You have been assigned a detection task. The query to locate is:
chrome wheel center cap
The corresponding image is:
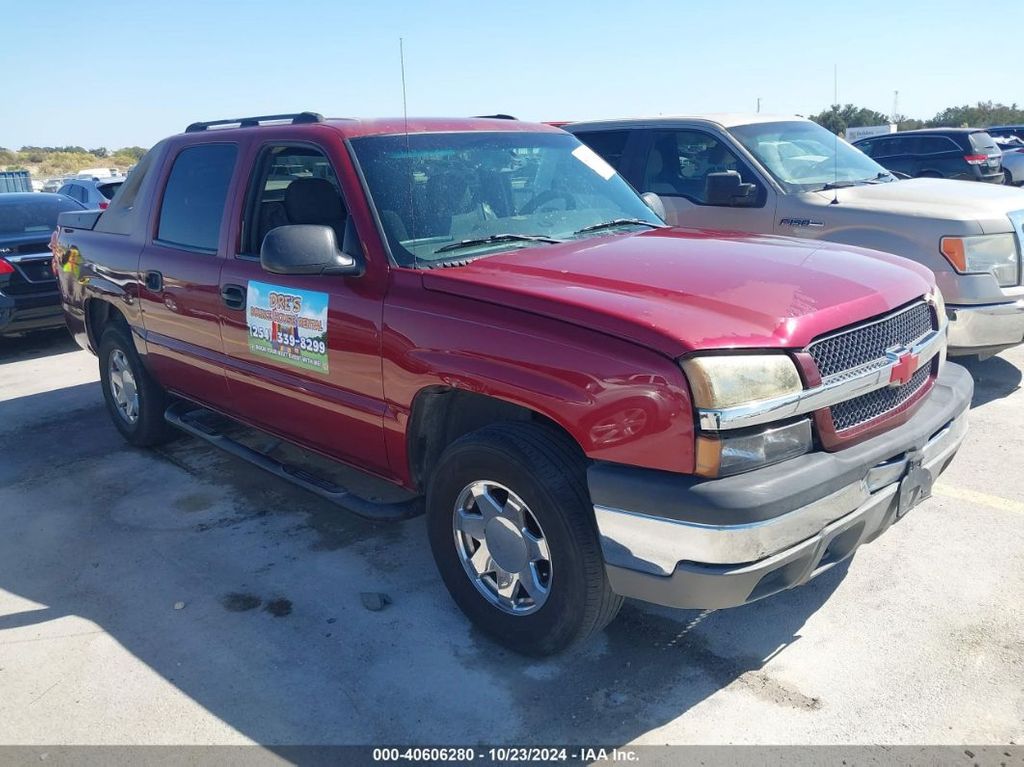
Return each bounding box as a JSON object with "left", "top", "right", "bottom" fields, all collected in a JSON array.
[
  {"left": 485, "top": 516, "right": 528, "bottom": 574},
  {"left": 452, "top": 480, "right": 553, "bottom": 615}
]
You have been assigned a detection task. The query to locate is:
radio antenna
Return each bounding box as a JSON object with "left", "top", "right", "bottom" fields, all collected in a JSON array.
[
  {"left": 399, "top": 37, "right": 421, "bottom": 268},
  {"left": 831, "top": 63, "right": 840, "bottom": 205},
  {"left": 400, "top": 37, "right": 409, "bottom": 134}
]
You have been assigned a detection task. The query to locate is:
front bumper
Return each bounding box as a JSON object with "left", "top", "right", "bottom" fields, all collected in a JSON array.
[
  {"left": 946, "top": 299, "right": 1024, "bottom": 357},
  {"left": 0, "top": 290, "right": 65, "bottom": 336},
  {"left": 589, "top": 363, "right": 973, "bottom": 610}
]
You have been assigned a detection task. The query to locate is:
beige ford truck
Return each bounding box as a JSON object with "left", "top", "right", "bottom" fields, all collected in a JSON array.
[{"left": 567, "top": 115, "right": 1024, "bottom": 358}]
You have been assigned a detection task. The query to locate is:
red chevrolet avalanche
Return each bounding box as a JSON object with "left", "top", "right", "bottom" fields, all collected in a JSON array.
[{"left": 53, "top": 113, "right": 971, "bottom": 655}]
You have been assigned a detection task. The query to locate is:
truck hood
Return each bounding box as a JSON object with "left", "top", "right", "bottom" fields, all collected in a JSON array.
[
  {"left": 420, "top": 228, "right": 933, "bottom": 358},
  {"left": 813, "top": 178, "right": 1024, "bottom": 224}
]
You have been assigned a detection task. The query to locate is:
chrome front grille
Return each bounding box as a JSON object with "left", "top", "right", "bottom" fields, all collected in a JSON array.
[
  {"left": 808, "top": 301, "right": 935, "bottom": 432},
  {"left": 809, "top": 301, "right": 933, "bottom": 379},
  {"left": 829, "top": 364, "right": 931, "bottom": 431}
]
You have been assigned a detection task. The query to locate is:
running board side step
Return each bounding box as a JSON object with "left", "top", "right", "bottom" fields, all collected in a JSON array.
[{"left": 164, "top": 401, "right": 423, "bottom": 522}]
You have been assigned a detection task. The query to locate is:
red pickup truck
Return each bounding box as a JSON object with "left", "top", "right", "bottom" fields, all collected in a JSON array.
[{"left": 53, "top": 112, "right": 972, "bottom": 655}]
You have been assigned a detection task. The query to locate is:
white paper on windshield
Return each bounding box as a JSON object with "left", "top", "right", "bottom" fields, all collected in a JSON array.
[{"left": 572, "top": 144, "right": 616, "bottom": 180}]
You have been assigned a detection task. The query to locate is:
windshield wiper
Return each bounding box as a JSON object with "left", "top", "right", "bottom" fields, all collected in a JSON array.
[
  {"left": 433, "top": 233, "right": 562, "bottom": 255},
  {"left": 818, "top": 172, "right": 894, "bottom": 192},
  {"left": 573, "top": 218, "right": 664, "bottom": 236},
  {"left": 816, "top": 180, "right": 858, "bottom": 192}
]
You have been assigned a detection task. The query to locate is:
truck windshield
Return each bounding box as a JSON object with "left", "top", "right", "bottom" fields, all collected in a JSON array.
[
  {"left": 350, "top": 131, "right": 662, "bottom": 267},
  {"left": 728, "top": 120, "right": 894, "bottom": 193}
]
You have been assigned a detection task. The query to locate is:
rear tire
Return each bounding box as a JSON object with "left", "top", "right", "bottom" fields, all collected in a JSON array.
[
  {"left": 426, "top": 421, "right": 622, "bottom": 656},
  {"left": 98, "top": 324, "right": 173, "bottom": 446}
]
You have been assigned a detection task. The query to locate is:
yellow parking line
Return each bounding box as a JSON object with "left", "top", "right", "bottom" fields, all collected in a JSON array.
[{"left": 933, "top": 482, "right": 1024, "bottom": 514}]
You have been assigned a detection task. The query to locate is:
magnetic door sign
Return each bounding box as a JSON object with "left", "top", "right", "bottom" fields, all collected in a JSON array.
[{"left": 246, "top": 281, "right": 330, "bottom": 374}]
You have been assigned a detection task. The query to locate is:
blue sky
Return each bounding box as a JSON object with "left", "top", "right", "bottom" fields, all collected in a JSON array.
[{"left": 3, "top": 0, "right": 1019, "bottom": 149}]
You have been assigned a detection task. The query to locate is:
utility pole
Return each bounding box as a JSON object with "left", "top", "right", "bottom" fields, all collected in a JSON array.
[
  {"left": 893, "top": 90, "right": 900, "bottom": 127},
  {"left": 756, "top": 97, "right": 761, "bottom": 114}
]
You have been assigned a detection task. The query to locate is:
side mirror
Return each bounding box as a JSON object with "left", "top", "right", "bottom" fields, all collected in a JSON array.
[
  {"left": 640, "top": 191, "right": 667, "bottom": 220},
  {"left": 705, "top": 171, "right": 758, "bottom": 207},
  {"left": 260, "top": 224, "right": 364, "bottom": 277}
]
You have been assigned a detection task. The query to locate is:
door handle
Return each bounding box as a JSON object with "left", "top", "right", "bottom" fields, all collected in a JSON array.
[
  {"left": 145, "top": 270, "right": 163, "bottom": 292},
  {"left": 221, "top": 284, "right": 246, "bottom": 310}
]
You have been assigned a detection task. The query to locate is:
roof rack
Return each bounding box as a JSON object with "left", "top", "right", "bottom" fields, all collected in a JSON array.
[
  {"left": 184, "top": 112, "right": 325, "bottom": 133},
  {"left": 473, "top": 114, "right": 518, "bottom": 120}
]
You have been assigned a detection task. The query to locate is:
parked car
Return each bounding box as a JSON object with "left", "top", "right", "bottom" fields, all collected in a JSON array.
[
  {"left": 852, "top": 128, "right": 1004, "bottom": 184},
  {"left": 41, "top": 178, "right": 70, "bottom": 193},
  {"left": 54, "top": 112, "right": 971, "bottom": 655},
  {"left": 57, "top": 177, "right": 124, "bottom": 210},
  {"left": 565, "top": 115, "right": 1024, "bottom": 359},
  {"left": 994, "top": 136, "right": 1024, "bottom": 186},
  {"left": 0, "top": 193, "right": 85, "bottom": 336}
]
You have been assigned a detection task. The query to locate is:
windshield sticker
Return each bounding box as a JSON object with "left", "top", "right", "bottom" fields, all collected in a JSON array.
[
  {"left": 246, "top": 281, "right": 329, "bottom": 374},
  {"left": 572, "top": 144, "right": 616, "bottom": 181}
]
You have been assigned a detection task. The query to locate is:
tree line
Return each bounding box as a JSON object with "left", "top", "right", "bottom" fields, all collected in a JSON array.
[
  {"left": 809, "top": 101, "right": 1024, "bottom": 136},
  {"left": 0, "top": 146, "right": 148, "bottom": 178}
]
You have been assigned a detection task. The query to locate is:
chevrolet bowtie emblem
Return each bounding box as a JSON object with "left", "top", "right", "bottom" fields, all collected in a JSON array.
[{"left": 888, "top": 348, "right": 919, "bottom": 387}]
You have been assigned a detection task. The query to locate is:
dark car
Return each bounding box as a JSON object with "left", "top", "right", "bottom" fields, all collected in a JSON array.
[
  {"left": 853, "top": 128, "right": 1004, "bottom": 183},
  {"left": 0, "top": 193, "right": 85, "bottom": 336}
]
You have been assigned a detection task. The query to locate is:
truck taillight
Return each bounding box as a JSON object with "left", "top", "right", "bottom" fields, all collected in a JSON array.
[
  {"left": 0, "top": 258, "right": 14, "bottom": 275},
  {"left": 964, "top": 154, "right": 989, "bottom": 165},
  {"left": 99, "top": 201, "right": 109, "bottom": 210}
]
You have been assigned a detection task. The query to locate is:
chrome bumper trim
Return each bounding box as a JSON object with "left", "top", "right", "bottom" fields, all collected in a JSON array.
[
  {"left": 697, "top": 323, "right": 947, "bottom": 431},
  {"left": 946, "top": 299, "right": 1024, "bottom": 354},
  {"left": 594, "top": 411, "right": 967, "bottom": 574}
]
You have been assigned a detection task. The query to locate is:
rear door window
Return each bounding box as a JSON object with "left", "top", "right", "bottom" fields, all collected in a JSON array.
[
  {"left": 875, "top": 137, "right": 911, "bottom": 157},
  {"left": 919, "top": 137, "right": 956, "bottom": 155},
  {"left": 156, "top": 144, "right": 238, "bottom": 253}
]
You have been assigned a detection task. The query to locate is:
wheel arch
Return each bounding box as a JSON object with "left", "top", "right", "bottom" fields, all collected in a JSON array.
[
  {"left": 84, "top": 297, "right": 129, "bottom": 352},
  {"left": 405, "top": 386, "right": 582, "bottom": 493}
]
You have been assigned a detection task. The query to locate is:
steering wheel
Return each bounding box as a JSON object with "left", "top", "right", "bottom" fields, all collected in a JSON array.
[{"left": 519, "top": 190, "right": 577, "bottom": 214}]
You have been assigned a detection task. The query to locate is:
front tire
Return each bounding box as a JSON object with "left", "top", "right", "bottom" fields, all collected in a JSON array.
[
  {"left": 426, "top": 422, "right": 622, "bottom": 656},
  {"left": 98, "top": 324, "right": 173, "bottom": 446}
]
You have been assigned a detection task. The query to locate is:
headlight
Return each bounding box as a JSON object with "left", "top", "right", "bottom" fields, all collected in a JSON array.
[
  {"left": 940, "top": 234, "right": 1020, "bottom": 287},
  {"left": 681, "top": 354, "right": 803, "bottom": 409},
  {"left": 696, "top": 419, "right": 812, "bottom": 477},
  {"left": 682, "top": 354, "right": 810, "bottom": 477}
]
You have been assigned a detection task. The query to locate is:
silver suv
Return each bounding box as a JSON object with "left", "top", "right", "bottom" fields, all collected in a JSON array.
[
  {"left": 566, "top": 115, "right": 1024, "bottom": 358},
  {"left": 57, "top": 177, "right": 124, "bottom": 210}
]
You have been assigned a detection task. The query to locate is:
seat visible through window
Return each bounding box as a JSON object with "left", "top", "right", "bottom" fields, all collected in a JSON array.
[{"left": 249, "top": 147, "right": 348, "bottom": 254}]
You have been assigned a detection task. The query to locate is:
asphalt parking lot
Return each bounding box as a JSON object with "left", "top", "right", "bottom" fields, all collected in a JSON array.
[{"left": 0, "top": 330, "right": 1022, "bottom": 747}]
